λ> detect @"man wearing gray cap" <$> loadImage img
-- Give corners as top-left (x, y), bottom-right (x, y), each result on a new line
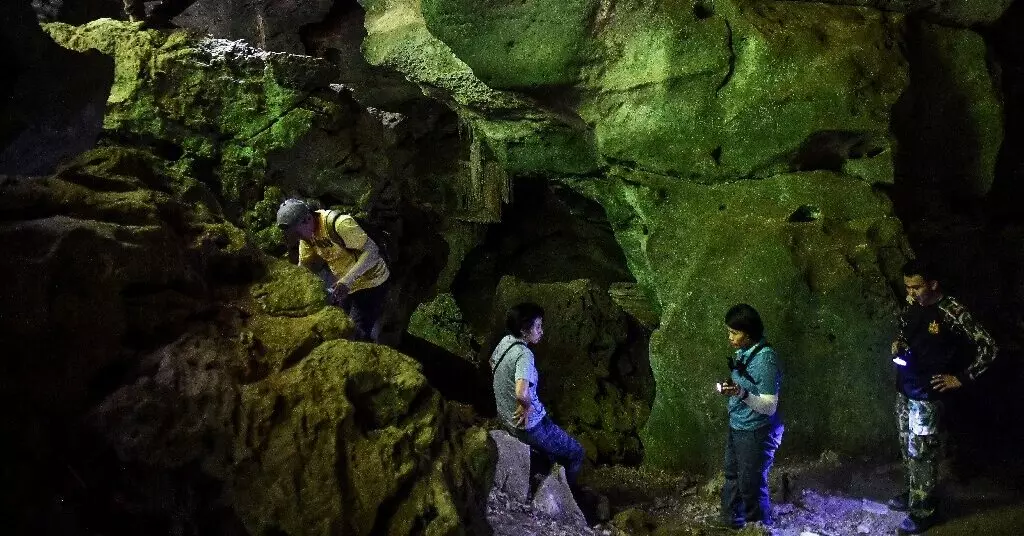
top-left (276, 199), bottom-right (390, 342)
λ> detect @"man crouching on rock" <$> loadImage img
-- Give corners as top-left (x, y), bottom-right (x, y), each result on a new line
top-left (277, 198), bottom-right (390, 342)
top-left (491, 302), bottom-right (585, 492)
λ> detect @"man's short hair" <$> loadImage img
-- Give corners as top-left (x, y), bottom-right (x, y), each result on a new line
top-left (725, 303), bottom-right (764, 341)
top-left (902, 258), bottom-right (939, 282)
top-left (276, 198), bottom-right (312, 230)
top-left (505, 302), bottom-right (544, 337)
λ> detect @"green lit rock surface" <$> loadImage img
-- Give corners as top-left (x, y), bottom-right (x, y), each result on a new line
top-left (579, 0), bottom-right (907, 179)
top-left (407, 292), bottom-right (479, 361)
top-left (359, 0), bottom-right (601, 175)
top-left (364, 0), bottom-right (908, 181)
top-left (421, 0), bottom-right (597, 88)
top-left (574, 170), bottom-right (909, 470)
top-left (41, 19), bottom-right (374, 222)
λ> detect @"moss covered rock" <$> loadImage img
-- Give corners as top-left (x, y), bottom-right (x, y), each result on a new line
top-left (42, 18), bottom-right (378, 233)
top-left (573, 170), bottom-right (909, 470)
top-left (365, 0), bottom-right (908, 182)
top-left (579, 0), bottom-right (907, 179)
top-left (360, 0), bottom-right (601, 175)
top-left (421, 0), bottom-right (597, 89)
top-left (1, 145), bottom-right (491, 534)
top-left (407, 292), bottom-right (479, 361)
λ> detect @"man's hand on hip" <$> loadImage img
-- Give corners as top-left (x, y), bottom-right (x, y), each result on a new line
top-left (329, 281), bottom-right (350, 304)
top-left (931, 374), bottom-right (962, 392)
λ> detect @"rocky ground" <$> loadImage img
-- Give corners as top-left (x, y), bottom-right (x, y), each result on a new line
top-left (489, 452), bottom-right (1024, 536)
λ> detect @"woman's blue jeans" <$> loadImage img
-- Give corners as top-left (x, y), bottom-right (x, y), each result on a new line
top-left (721, 423), bottom-right (784, 526)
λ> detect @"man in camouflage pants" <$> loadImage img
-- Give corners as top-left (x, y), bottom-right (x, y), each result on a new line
top-left (889, 258), bottom-right (997, 534)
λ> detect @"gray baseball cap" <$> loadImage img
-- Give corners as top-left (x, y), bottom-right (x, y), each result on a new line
top-left (276, 198), bottom-right (312, 229)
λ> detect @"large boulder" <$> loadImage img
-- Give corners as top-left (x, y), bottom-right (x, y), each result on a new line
top-left (0, 147), bottom-right (492, 535)
top-left (574, 170), bottom-right (910, 470)
top-left (96, 332), bottom-right (490, 536)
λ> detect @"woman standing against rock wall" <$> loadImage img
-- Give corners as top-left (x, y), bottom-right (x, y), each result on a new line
top-left (716, 303), bottom-right (784, 529)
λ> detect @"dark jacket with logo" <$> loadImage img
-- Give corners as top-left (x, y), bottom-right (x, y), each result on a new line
top-left (896, 295), bottom-right (997, 400)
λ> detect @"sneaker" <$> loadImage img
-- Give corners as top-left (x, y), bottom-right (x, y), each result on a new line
top-left (897, 514), bottom-right (938, 535)
top-left (887, 492), bottom-right (910, 512)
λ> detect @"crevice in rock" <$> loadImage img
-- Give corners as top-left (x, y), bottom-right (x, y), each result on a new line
top-left (715, 21), bottom-right (735, 95)
top-left (788, 204), bottom-right (822, 223)
top-left (398, 334), bottom-right (493, 412)
top-left (788, 130), bottom-right (885, 172)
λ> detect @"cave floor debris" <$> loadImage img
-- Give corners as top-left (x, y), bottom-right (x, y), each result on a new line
top-left (579, 456), bottom-right (1024, 536)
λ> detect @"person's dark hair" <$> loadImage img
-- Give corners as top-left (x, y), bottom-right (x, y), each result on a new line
top-left (902, 258), bottom-right (939, 282)
top-left (725, 303), bottom-right (764, 341)
top-left (505, 302), bottom-right (544, 337)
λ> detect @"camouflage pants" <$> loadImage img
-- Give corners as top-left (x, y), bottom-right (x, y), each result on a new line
top-left (896, 393), bottom-right (943, 518)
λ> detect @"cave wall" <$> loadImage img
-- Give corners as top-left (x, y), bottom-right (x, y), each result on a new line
top-left (356, 0), bottom-right (1018, 471)
top-left (5, 0), bottom-right (1022, 517)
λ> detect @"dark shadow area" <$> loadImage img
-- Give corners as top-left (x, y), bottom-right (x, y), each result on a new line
top-left (890, 19), bottom-right (987, 197)
top-left (398, 334), bottom-right (493, 412)
top-left (788, 129), bottom-right (886, 172)
top-left (0, 0), bottom-right (113, 175)
top-left (301, 0), bottom-right (430, 113)
top-left (986, 0), bottom-right (1024, 222)
top-left (451, 177), bottom-right (635, 329)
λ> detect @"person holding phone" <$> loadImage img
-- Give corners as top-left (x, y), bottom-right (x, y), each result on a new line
top-left (716, 303), bottom-right (784, 530)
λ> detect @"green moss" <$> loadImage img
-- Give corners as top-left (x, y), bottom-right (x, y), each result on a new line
top-left (421, 0), bottom-right (598, 88)
top-left (250, 258), bottom-right (330, 316)
top-left (43, 18), bottom-right (342, 214)
top-left (581, 171), bottom-right (909, 470)
top-left (407, 293), bottom-right (478, 361)
top-left (361, 0), bottom-right (601, 176)
top-left (579, 0), bottom-right (907, 179)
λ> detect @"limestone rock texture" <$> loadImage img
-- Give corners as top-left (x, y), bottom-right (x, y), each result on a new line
top-left (359, 0), bottom-right (925, 470)
top-left (40, 18), bottom-right (413, 251)
top-left (575, 170), bottom-right (908, 468)
top-left (175, 0), bottom-right (335, 54)
top-left (0, 147), bottom-right (491, 535)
